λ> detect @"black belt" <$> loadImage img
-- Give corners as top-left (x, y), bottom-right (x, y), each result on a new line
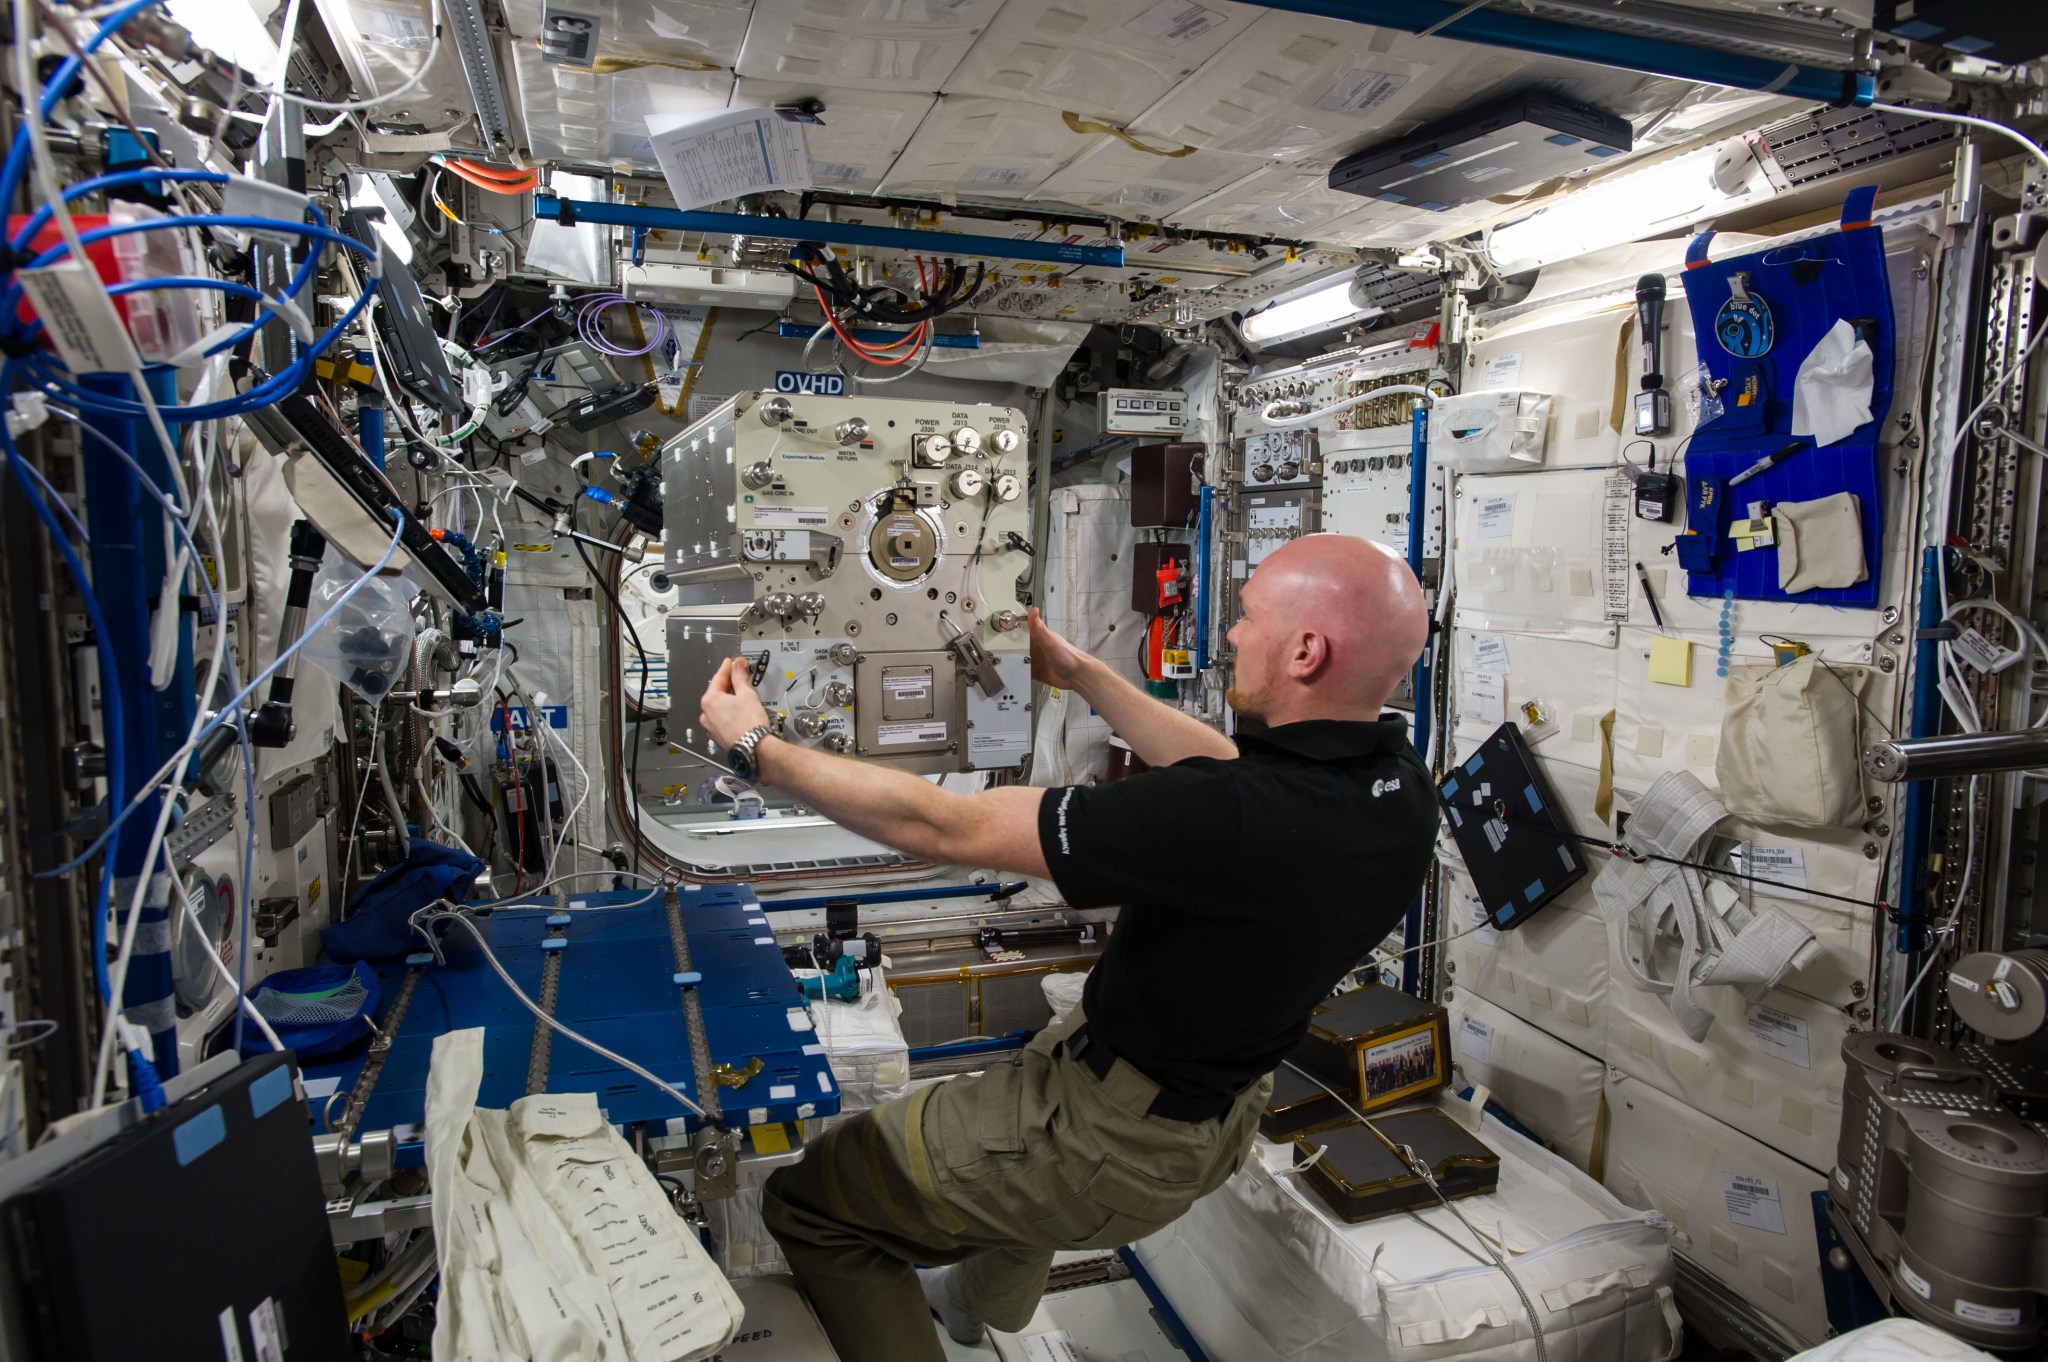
top-left (1062, 1024), bottom-right (1236, 1122)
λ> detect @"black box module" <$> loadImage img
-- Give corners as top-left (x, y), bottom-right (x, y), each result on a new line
top-left (1438, 721), bottom-right (1587, 929)
top-left (1329, 93), bottom-right (1634, 212)
top-left (3, 1053), bottom-right (350, 1362)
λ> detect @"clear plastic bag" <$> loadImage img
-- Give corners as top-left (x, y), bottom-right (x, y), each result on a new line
top-left (298, 561), bottom-right (417, 703)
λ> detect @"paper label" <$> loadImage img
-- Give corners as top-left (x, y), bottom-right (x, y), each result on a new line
top-left (1602, 471), bottom-right (1633, 623)
top-left (1721, 1174), bottom-right (1787, 1235)
top-left (877, 721), bottom-right (947, 746)
top-left (1744, 1006), bottom-right (1811, 1069)
top-left (1460, 670), bottom-right (1506, 723)
top-left (883, 674), bottom-right (930, 698)
top-left (1020, 1332), bottom-right (1082, 1362)
top-left (248, 1298), bottom-right (284, 1362)
top-left (1735, 843), bottom-right (1809, 902)
top-left (1899, 1259), bottom-right (1933, 1299)
top-left (752, 505), bottom-right (829, 529)
top-left (1956, 1299), bottom-right (2023, 1326)
top-left (301, 1076), bottom-right (341, 1099)
top-left (969, 728), bottom-right (1033, 759)
top-left (352, 2), bottom-right (432, 48)
top-left (1314, 67), bottom-right (1411, 116)
top-left (18, 260), bottom-right (135, 373)
top-left (1481, 351), bottom-right (1525, 389)
top-left (1476, 495), bottom-right (1514, 539)
top-left (218, 1307), bottom-right (246, 1362)
top-left (1457, 1016), bottom-right (1495, 1064)
top-left (1123, 0), bottom-right (1229, 46)
top-left (1472, 633), bottom-right (1510, 674)
top-left (687, 392), bottom-right (729, 423)
top-left (645, 107), bottom-right (812, 212)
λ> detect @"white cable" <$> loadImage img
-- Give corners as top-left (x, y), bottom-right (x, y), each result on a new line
top-left (268, 0), bottom-right (445, 112)
top-left (1260, 385), bottom-right (1434, 429)
top-left (170, 861), bottom-right (286, 1053)
top-left (415, 908), bottom-right (711, 1120)
top-left (1871, 102), bottom-right (2048, 179)
top-left (1891, 775), bottom-right (1982, 1031)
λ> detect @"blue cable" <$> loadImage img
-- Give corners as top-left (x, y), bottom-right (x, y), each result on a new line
top-left (20, 279), bottom-right (377, 423)
top-left (52, 403), bottom-right (269, 1053)
top-left (0, 0), bottom-right (164, 215)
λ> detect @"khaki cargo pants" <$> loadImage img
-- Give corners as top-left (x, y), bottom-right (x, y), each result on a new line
top-left (761, 1009), bottom-right (1268, 1362)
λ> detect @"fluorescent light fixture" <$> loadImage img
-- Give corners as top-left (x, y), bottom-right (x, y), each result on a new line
top-left (164, 0), bottom-right (282, 85)
top-left (1241, 275), bottom-right (1376, 345)
top-left (1487, 139), bottom-right (1770, 274)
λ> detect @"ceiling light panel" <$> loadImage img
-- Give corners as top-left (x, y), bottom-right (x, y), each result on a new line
top-left (735, 0), bottom-right (1003, 92)
top-left (945, 0), bottom-right (1262, 125)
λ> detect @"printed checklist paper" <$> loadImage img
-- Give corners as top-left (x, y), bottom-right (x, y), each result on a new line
top-left (647, 107), bottom-right (813, 212)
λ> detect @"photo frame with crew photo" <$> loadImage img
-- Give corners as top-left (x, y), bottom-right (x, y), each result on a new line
top-left (1358, 1021), bottom-right (1444, 1107)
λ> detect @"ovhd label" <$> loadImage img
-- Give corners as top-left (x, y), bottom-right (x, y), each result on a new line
top-left (775, 371), bottom-right (845, 396)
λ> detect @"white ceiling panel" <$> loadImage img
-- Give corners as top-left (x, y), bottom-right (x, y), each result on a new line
top-left (1128, 12), bottom-right (1438, 170)
top-left (731, 80), bottom-right (935, 191)
top-left (1028, 141), bottom-right (1267, 219)
top-left (501, 0), bottom-right (739, 167)
top-left (1168, 164), bottom-right (1363, 239)
top-left (877, 95), bottom-right (1099, 199)
top-left (734, 0), bottom-right (1004, 92)
top-left (511, 63), bottom-right (732, 169)
top-left (944, 0), bottom-right (1262, 124)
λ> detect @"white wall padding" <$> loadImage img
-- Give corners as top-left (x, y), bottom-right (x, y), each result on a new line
top-left (1133, 1102), bottom-right (1680, 1362)
top-left (1603, 941), bottom-right (1849, 1173)
top-left (1449, 991), bottom-right (1606, 1175)
top-left (1451, 467), bottom-right (1618, 638)
top-left (1031, 484), bottom-right (1147, 787)
top-left (1603, 1070), bottom-right (1830, 1348)
top-left (1444, 867), bottom-right (1610, 1059)
top-left (1448, 630), bottom-right (1618, 780)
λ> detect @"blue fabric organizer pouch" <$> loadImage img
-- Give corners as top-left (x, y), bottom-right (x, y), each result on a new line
top-left (1676, 184), bottom-right (1893, 608)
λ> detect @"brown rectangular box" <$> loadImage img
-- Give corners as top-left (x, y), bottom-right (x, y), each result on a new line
top-left (1292, 1107), bottom-right (1500, 1224)
top-left (1130, 441), bottom-right (1203, 528)
top-left (1130, 542), bottom-right (1187, 615)
top-left (1293, 983), bottom-right (1450, 1114)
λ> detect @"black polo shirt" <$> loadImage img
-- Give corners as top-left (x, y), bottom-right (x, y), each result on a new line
top-left (1036, 716), bottom-right (1438, 1098)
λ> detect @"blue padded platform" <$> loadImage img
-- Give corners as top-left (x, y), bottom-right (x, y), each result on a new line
top-left (301, 884), bottom-right (837, 1167)
top-left (1677, 186), bottom-right (1893, 608)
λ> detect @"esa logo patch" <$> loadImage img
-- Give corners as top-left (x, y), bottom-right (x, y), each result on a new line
top-left (1372, 777), bottom-right (1402, 797)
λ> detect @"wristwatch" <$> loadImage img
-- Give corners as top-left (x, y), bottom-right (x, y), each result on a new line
top-left (727, 724), bottom-right (775, 781)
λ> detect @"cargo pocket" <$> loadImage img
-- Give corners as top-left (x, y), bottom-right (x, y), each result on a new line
top-left (1030, 1154), bottom-right (1197, 1250)
top-left (927, 1063), bottom-right (1035, 1184)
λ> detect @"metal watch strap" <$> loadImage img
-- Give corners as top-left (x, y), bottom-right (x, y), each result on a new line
top-left (730, 724), bottom-right (773, 780)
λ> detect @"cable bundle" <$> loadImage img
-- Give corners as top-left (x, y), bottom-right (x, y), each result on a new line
top-left (574, 291), bottom-right (670, 357)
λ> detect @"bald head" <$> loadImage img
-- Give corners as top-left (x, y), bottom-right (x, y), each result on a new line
top-left (1225, 534), bottom-right (1429, 724)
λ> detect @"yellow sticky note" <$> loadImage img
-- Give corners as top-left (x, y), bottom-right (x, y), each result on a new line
top-left (749, 1122), bottom-right (792, 1156)
top-left (1648, 637), bottom-right (1692, 687)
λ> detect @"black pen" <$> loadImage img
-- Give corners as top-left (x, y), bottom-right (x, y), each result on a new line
top-left (1635, 561), bottom-right (1665, 629)
top-left (1728, 439), bottom-right (1806, 488)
